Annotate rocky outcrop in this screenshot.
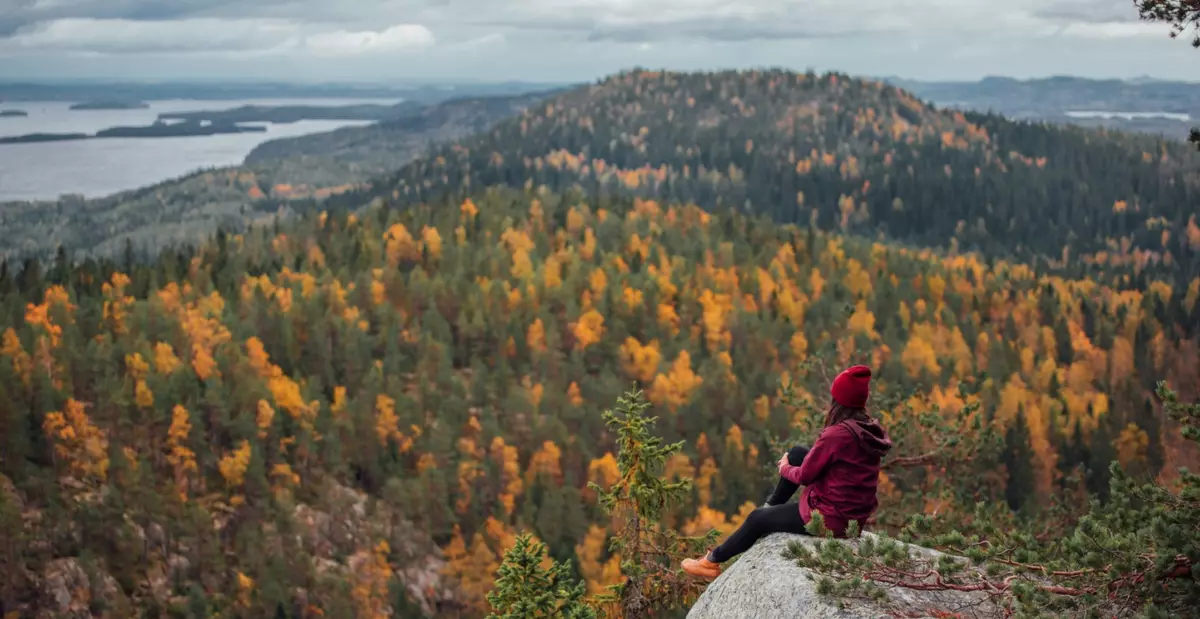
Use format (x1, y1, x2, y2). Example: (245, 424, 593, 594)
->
(37, 557, 125, 619)
(291, 479, 452, 616)
(8, 473, 450, 618)
(687, 533, 998, 619)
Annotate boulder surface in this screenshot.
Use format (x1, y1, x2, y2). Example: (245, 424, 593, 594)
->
(686, 533, 997, 619)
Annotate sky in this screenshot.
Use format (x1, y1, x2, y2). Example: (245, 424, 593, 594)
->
(0, 0, 1197, 84)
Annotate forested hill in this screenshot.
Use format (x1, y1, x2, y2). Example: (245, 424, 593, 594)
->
(3, 186, 1198, 617)
(321, 69, 1200, 285)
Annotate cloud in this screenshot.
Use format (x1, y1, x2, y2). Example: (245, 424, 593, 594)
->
(0, 0, 1174, 50)
(581, 17, 890, 43)
(448, 32, 505, 51)
(0, 0, 1029, 46)
(0, 0, 246, 36)
(468, 0, 906, 41)
(6, 18, 302, 53)
(305, 24, 435, 56)
(1032, 0, 1143, 24)
(2, 16, 436, 57)
(450, 0, 1115, 45)
(0, 0, 1195, 82)
(1061, 21, 1176, 40)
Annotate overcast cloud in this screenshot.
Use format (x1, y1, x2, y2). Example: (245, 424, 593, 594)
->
(0, 0, 1195, 82)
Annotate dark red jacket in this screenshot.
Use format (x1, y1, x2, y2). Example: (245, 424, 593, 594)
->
(779, 416, 892, 537)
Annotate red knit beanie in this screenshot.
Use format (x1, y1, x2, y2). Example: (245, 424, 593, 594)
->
(831, 365, 871, 408)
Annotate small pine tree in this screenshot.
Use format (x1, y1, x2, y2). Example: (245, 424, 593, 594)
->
(485, 534, 595, 619)
(591, 387, 717, 619)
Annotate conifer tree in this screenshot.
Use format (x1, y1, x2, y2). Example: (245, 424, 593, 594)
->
(1003, 408, 1036, 512)
(485, 534, 595, 619)
(591, 387, 716, 619)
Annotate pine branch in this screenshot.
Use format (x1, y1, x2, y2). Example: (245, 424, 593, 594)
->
(883, 450, 964, 470)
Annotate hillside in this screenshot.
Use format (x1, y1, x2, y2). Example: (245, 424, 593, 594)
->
(0, 92, 551, 261)
(318, 69, 1200, 286)
(2, 184, 1197, 617)
(244, 90, 557, 165)
(3, 69, 1200, 617)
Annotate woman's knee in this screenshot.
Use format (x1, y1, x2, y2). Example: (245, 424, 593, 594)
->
(787, 445, 809, 466)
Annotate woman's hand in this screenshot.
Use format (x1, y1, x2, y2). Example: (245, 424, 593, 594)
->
(778, 453, 790, 469)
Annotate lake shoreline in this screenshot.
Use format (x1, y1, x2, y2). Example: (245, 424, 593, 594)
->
(0, 98, 388, 202)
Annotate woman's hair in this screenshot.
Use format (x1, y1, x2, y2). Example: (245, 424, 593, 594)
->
(824, 401, 868, 428)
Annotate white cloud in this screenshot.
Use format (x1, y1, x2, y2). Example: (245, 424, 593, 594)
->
(3, 17, 437, 58)
(0, 0, 1197, 81)
(1061, 21, 1176, 40)
(447, 32, 506, 52)
(305, 24, 435, 56)
(7, 18, 301, 53)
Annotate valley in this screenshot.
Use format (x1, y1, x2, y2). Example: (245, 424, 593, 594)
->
(1, 68, 1198, 619)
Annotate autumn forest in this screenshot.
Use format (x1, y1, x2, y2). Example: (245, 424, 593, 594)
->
(2, 69, 1199, 618)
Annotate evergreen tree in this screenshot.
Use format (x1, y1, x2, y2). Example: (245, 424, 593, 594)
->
(592, 388, 716, 619)
(1053, 316, 1074, 365)
(1003, 408, 1036, 513)
(485, 534, 595, 619)
(186, 583, 211, 619)
(1087, 414, 1119, 499)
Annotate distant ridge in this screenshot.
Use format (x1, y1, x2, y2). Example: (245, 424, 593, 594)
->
(319, 68, 1198, 283)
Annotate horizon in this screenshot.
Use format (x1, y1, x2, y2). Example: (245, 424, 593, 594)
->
(2, 71, 1199, 89)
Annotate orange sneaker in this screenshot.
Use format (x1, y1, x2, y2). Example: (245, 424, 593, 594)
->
(681, 554, 721, 580)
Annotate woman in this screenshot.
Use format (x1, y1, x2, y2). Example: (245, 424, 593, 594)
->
(681, 365, 892, 580)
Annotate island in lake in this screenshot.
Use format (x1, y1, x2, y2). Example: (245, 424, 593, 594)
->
(159, 101, 416, 124)
(0, 132, 88, 143)
(96, 120, 266, 138)
(0, 109, 28, 117)
(69, 100, 151, 110)
(0, 120, 265, 144)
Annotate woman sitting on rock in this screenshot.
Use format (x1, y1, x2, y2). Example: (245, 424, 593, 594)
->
(682, 365, 892, 580)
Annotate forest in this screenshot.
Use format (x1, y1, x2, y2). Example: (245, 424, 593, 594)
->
(1, 69, 1198, 618)
(321, 70, 1200, 289)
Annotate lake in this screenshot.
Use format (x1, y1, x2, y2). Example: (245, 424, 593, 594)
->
(0, 98, 397, 202)
(1065, 110, 1192, 122)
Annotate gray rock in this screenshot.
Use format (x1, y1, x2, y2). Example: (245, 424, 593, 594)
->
(687, 533, 997, 619)
(292, 479, 450, 617)
(38, 557, 123, 618)
(167, 554, 191, 582)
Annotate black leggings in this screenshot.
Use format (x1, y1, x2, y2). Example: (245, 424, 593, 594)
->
(710, 445, 810, 563)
